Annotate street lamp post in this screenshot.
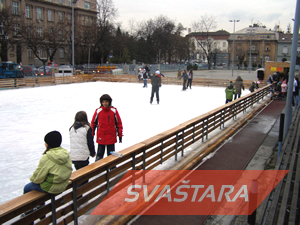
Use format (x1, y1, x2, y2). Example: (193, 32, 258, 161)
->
(72, 0, 77, 74)
(229, 19, 240, 77)
(247, 28, 255, 73)
(261, 36, 267, 68)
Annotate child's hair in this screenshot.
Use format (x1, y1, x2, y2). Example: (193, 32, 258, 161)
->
(100, 94, 112, 106)
(69, 111, 91, 131)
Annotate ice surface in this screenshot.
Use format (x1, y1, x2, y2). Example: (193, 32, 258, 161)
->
(0, 81, 250, 204)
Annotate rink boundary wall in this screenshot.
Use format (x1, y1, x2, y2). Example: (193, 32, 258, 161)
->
(0, 84, 271, 225)
(0, 74, 266, 90)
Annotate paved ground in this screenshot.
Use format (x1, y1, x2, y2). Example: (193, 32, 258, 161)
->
(129, 99, 286, 225)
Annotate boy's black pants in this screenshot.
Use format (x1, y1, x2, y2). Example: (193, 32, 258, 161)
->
(96, 144, 115, 161)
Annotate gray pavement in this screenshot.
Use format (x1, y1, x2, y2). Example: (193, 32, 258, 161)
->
(162, 69, 258, 81)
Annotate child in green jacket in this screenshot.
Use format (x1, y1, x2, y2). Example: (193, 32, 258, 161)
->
(23, 131, 72, 194)
(225, 81, 236, 104)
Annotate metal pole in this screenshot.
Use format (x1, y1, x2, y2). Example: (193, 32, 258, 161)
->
(230, 20, 240, 77)
(283, 0, 300, 140)
(88, 45, 90, 74)
(249, 34, 252, 73)
(72, 0, 77, 74)
(261, 37, 265, 68)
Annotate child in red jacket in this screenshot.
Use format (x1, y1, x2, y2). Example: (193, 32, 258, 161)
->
(91, 94, 123, 161)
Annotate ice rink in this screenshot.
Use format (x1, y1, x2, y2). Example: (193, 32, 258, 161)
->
(0, 81, 250, 204)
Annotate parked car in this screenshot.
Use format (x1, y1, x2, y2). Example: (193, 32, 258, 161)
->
(36, 66, 52, 76)
(22, 65, 37, 76)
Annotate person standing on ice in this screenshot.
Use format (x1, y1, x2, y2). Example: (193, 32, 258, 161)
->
(91, 94, 123, 161)
(23, 131, 72, 194)
(149, 70, 162, 104)
(142, 69, 148, 88)
(69, 111, 95, 171)
(186, 69, 193, 89)
(179, 69, 188, 91)
(225, 81, 236, 103)
(233, 76, 244, 99)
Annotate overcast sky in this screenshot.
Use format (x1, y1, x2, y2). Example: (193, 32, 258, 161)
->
(113, 0, 297, 35)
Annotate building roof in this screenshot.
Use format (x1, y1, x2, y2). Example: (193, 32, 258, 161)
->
(186, 30, 230, 41)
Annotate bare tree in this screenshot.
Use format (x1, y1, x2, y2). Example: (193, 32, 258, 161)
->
(191, 14, 217, 69)
(20, 20, 68, 73)
(0, 6, 20, 61)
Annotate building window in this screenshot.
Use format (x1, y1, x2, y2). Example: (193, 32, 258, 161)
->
(58, 30, 63, 40)
(68, 0, 72, 6)
(14, 24, 20, 36)
(59, 48, 64, 58)
(265, 55, 270, 61)
(49, 48, 54, 56)
(0, 0, 3, 11)
(67, 14, 71, 22)
(36, 7, 42, 20)
(27, 26, 31, 37)
(297, 47, 300, 53)
(38, 48, 45, 58)
(253, 56, 257, 62)
(0, 22, 3, 35)
(12, 1, 19, 15)
(58, 11, 63, 22)
(84, 1, 90, 9)
(222, 42, 226, 48)
(25, 5, 31, 18)
(282, 46, 289, 54)
(37, 27, 43, 37)
(58, 0, 63, 4)
(28, 48, 33, 58)
(48, 10, 54, 22)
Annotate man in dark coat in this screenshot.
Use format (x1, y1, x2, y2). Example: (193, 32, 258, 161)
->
(149, 70, 162, 104)
(233, 76, 245, 99)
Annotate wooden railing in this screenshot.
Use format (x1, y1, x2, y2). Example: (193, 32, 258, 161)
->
(0, 84, 271, 225)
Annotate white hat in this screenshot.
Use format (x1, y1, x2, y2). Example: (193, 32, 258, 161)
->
(155, 70, 160, 74)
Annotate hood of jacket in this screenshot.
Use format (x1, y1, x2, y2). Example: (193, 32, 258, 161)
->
(228, 84, 233, 89)
(236, 76, 243, 81)
(46, 147, 70, 165)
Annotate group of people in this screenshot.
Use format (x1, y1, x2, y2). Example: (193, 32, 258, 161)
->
(225, 76, 246, 104)
(267, 72, 299, 106)
(23, 94, 123, 207)
(178, 69, 193, 91)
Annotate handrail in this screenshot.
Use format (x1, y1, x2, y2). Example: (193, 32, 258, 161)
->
(0, 84, 271, 225)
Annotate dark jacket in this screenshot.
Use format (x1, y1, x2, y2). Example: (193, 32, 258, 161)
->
(149, 73, 162, 87)
(180, 72, 188, 81)
(233, 76, 244, 95)
(249, 82, 258, 92)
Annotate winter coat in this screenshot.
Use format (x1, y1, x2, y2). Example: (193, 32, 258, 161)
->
(30, 147, 72, 194)
(281, 82, 287, 93)
(225, 84, 236, 100)
(249, 82, 257, 93)
(180, 72, 189, 81)
(188, 72, 193, 79)
(266, 74, 275, 84)
(233, 76, 244, 95)
(69, 122, 95, 161)
(143, 72, 148, 80)
(91, 106, 123, 145)
(149, 74, 162, 87)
